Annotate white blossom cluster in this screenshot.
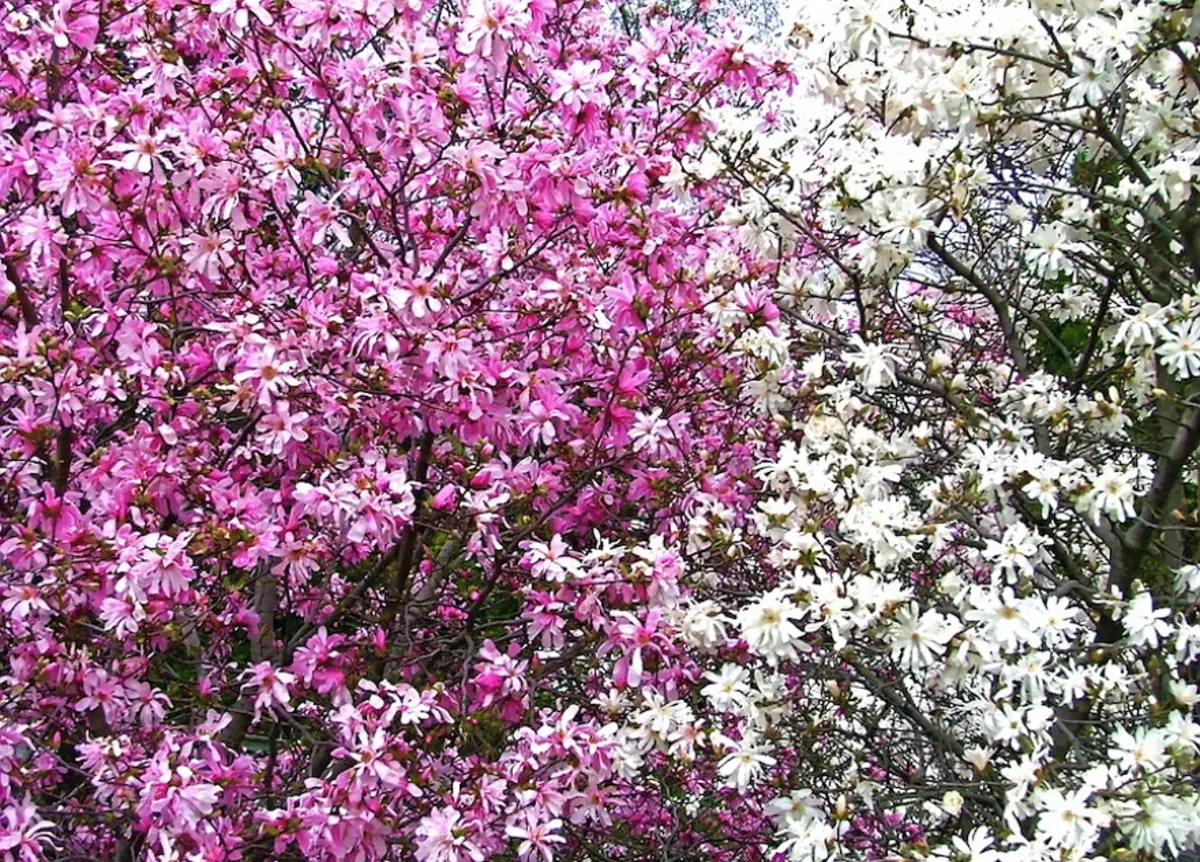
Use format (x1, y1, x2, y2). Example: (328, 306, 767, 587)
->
(689, 0, 1200, 858)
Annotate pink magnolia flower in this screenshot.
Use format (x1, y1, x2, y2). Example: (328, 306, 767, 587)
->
(44, 2, 99, 51)
(300, 191, 351, 247)
(414, 807, 485, 862)
(471, 639, 529, 720)
(393, 278, 445, 319)
(99, 596, 145, 638)
(348, 729, 405, 787)
(124, 680, 171, 728)
(252, 133, 301, 194)
(245, 662, 295, 715)
(110, 131, 172, 178)
(0, 799, 58, 862)
(182, 231, 235, 280)
(153, 768, 221, 827)
(258, 401, 310, 455)
(233, 345, 301, 408)
(132, 532, 195, 597)
(456, 0, 531, 59)
(523, 590, 566, 649)
(505, 815, 565, 862)
(550, 61, 613, 112)
(76, 669, 121, 725)
(607, 608, 669, 688)
(1, 585, 50, 623)
(210, 0, 272, 31)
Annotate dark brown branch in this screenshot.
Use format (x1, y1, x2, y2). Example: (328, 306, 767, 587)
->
(220, 563, 279, 750)
(1, 238, 38, 329)
(1111, 399, 1200, 605)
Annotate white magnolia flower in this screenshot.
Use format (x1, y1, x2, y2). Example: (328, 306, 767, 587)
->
(883, 196, 935, 248)
(700, 664, 752, 712)
(1025, 224, 1078, 278)
(1122, 591, 1173, 648)
(1168, 678, 1200, 708)
(1034, 787, 1108, 848)
(931, 826, 998, 862)
(1163, 710, 1200, 753)
(1117, 795, 1197, 856)
(1082, 466, 1139, 523)
(1175, 563, 1200, 593)
(1109, 725, 1169, 773)
(1112, 303, 1166, 348)
(842, 335, 899, 392)
(1066, 58, 1113, 106)
(888, 603, 960, 669)
(982, 523, 1046, 584)
(1157, 318, 1200, 379)
(737, 593, 806, 662)
(766, 791, 825, 825)
(715, 733, 776, 788)
(965, 588, 1036, 653)
(774, 811, 834, 862)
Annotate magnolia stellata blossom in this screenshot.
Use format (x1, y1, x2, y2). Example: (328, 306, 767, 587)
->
(695, 0, 1200, 856)
(0, 0, 790, 858)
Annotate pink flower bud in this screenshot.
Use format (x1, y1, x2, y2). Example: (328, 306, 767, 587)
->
(430, 485, 458, 511)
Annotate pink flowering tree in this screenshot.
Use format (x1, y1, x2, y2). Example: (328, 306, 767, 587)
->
(0, 0, 791, 859)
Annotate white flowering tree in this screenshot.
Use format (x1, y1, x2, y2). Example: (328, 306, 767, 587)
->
(613, 0, 779, 40)
(655, 0, 1200, 858)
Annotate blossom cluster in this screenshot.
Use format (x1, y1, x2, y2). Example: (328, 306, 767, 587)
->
(6, 0, 1200, 858)
(0, 0, 790, 858)
(690, 0, 1200, 858)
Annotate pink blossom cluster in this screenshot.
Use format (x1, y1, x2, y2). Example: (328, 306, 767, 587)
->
(0, 0, 792, 859)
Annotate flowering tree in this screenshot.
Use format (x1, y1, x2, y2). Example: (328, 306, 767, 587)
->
(614, 0, 779, 41)
(664, 0, 1200, 859)
(0, 0, 793, 859)
(9, 0, 1200, 859)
